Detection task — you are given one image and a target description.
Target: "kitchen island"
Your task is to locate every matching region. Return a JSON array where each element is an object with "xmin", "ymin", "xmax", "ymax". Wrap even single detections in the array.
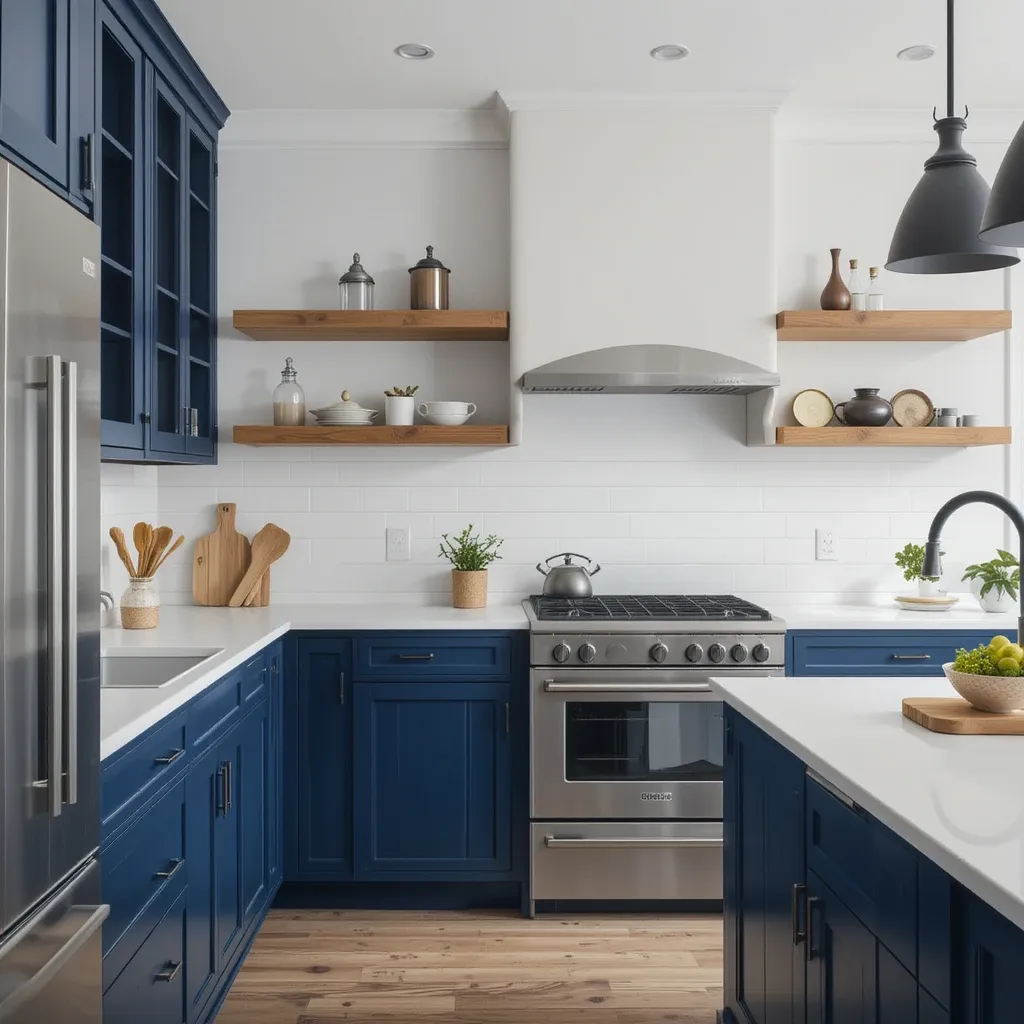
[{"xmin": 712, "ymin": 673, "xmax": 1024, "ymax": 1024}]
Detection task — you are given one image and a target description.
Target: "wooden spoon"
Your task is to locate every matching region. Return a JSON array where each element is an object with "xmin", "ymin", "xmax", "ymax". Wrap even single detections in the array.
[
  {"xmin": 143, "ymin": 526, "xmax": 173, "ymax": 576},
  {"xmin": 242, "ymin": 572, "xmax": 267, "ymax": 607},
  {"xmin": 228, "ymin": 524, "xmax": 290, "ymax": 607},
  {"xmin": 133, "ymin": 522, "xmax": 153, "ymax": 577},
  {"xmin": 150, "ymin": 534, "xmax": 185, "ymax": 576},
  {"xmin": 109, "ymin": 527, "xmax": 137, "ymax": 577}
]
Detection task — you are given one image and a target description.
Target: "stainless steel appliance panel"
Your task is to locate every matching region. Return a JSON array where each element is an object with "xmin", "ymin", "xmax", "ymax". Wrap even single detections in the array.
[
  {"xmin": 0, "ymin": 859, "xmax": 106, "ymax": 1023},
  {"xmin": 530, "ymin": 821, "xmax": 723, "ymax": 901},
  {"xmin": 1, "ymin": 160, "xmax": 101, "ymax": 933}
]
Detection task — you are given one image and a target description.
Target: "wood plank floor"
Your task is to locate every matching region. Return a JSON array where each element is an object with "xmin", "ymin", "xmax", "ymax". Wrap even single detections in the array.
[{"xmin": 216, "ymin": 910, "xmax": 723, "ymax": 1023}]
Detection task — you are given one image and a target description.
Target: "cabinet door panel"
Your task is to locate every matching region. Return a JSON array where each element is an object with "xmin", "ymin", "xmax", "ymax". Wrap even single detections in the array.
[
  {"xmin": 877, "ymin": 942, "xmax": 915, "ymax": 1024},
  {"xmin": 267, "ymin": 644, "xmax": 284, "ymax": 888},
  {"xmin": 216, "ymin": 729, "xmax": 244, "ymax": 966},
  {"xmin": 0, "ymin": 0, "xmax": 69, "ymax": 186},
  {"xmin": 184, "ymin": 744, "xmax": 219, "ymax": 1019},
  {"xmin": 958, "ymin": 890, "xmax": 1024, "ymax": 1024},
  {"xmin": 240, "ymin": 700, "xmax": 270, "ymax": 930},
  {"xmin": 353, "ymin": 681, "xmax": 511, "ymax": 876},
  {"xmin": 289, "ymin": 638, "xmax": 353, "ymax": 879},
  {"xmin": 69, "ymin": 0, "xmax": 95, "ymax": 213}
]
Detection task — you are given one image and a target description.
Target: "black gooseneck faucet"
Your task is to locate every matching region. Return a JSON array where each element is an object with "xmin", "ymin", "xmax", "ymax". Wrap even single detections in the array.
[{"xmin": 922, "ymin": 489, "xmax": 1024, "ymax": 641}]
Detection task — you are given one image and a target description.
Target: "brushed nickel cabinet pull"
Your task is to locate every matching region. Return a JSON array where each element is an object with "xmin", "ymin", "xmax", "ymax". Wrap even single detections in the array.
[
  {"xmin": 155, "ymin": 961, "xmax": 182, "ymax": 983},
  {"xmin": 154, "ymin": 749, "xmax": 185, "ymax": 766},
  {"xmin": 154, "ymin": 858, "xmax": 184, "ymax": 881}
]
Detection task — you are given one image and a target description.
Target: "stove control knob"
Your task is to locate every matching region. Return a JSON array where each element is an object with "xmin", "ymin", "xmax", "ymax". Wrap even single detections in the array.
[
  {"xmin": 731, "ymin": 643, "xmax": 749, "ymax": 663},
  {"xmin": 578, "ymin": 643, "xmax": 597, "ymax": 664},
  {"xmin": 650, "ymin": 642, "xmax": 669, "ymax": 664},
  {"xmin": 552, "ymin": 642, "xmax": 572, "ymax": 664},
  {"xmin": 708, "ymin": 643, "xmax": 726, "ymax": 664},
  {"xmin": 752, "ymin": 643, "xmax": 771, "ymax": 664},
  {"xmin": 685, "ymin": 643, "xmax": 704, "ymax": 663}
]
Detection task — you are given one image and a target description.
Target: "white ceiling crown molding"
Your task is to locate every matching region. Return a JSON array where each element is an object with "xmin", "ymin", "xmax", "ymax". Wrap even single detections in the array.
[
  {"xmin": 220, "ymin": 108, "xmax": 508, "ymax": 150},
  {"xmin": 777, "ymin": 107, "xmax": 1024, "ymax": 145},
  {"xmin": 497, "ymin": 89, "xmax": 784, "ymax": 119}
]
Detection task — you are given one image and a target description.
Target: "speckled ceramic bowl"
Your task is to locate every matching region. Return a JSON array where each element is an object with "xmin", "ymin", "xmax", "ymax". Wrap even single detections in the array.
[{"xmin": 944, "ymin": 662, "xmax": 1024, "ymax": 714}]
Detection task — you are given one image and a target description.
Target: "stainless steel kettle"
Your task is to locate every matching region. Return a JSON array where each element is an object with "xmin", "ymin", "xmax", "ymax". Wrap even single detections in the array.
[{"xmin": 536, "ymin": 552, "xmax": 601, "ymax": 598}]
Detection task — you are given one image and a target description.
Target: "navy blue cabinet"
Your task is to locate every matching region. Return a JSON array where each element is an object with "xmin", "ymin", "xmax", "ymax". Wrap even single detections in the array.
[
  {"xmin": 287, "ymin": 637, "xmax": 353, "ymax": 880},
  {"xmin": 723, "ymin": 706, "xmax": 806, "ymax": 1024},
  {"xmin": 957, "ymin": 889, "xmax": 1024, "ymax": 1024},
  {"xmin": 266, "ymin": 642, "xmax": 284, "ymax": 889},
  {"xmin": 352, "ymin": 681, "xmax": 513, "ymax": 878},
  {"xmin": 239, "ymin": 697, "xmax": 271, "ymax": 931}
]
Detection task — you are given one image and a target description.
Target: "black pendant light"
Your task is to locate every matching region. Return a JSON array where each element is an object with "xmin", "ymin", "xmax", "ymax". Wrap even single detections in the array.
[
  {"xmin": 980, "ymin": 124, "xmax": 1024, "ymax": 244},
  {"xmin": 886, "ymin": 0, "xmax": 1018, "ymax": 274}
]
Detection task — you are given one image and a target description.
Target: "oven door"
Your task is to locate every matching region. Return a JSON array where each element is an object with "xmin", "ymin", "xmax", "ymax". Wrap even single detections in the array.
[{"xmin": 531, "ymin": 668, "xmax": 772, "ymax": 820}]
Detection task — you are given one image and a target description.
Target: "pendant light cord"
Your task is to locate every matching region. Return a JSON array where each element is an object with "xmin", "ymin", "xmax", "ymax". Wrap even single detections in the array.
[{"xmin": 946, "ymin": 0, "xmax": 954, "ymax": 118}]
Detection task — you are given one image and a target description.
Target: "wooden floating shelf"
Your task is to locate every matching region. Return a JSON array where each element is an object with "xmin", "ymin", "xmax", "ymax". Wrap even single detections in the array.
[
  {"xmin": 233, "ymin": 309, "xmax": 509, "ymax": 342},
  {"xmin": 776, "ymin": 310, "xmax": 1011, "ymax": 342},
  {"xmin": 775, "ymin": 426, "xmax": 1012, "ymax": 447},
  {"xmin": 233, "ymin": 424, "xmax": 510, "ymax": 447}
]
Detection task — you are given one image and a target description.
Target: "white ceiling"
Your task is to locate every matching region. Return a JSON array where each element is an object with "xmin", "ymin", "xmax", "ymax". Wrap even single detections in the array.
[{"xmin": 159, "ymin": 0, "xmax": 1024, "ymax": 112}]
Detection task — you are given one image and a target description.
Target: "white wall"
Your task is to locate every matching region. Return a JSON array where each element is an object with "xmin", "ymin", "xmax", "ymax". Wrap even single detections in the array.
[
  {"xmin": 141, "ymin": 114, "xmax": 1022, "ymax": 608},
  {"xmin": 101, "ymin": 464, "xmax": 160, "ymax": 596}
]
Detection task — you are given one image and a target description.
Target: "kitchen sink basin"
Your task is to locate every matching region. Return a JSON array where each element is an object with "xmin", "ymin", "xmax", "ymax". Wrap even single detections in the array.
[{"xmin": 100, "ymin": 648, "xmax": 223, "ymax": 689}]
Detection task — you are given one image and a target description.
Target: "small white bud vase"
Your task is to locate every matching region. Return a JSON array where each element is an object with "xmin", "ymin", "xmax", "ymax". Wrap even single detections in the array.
[
  {"xmin": 385, "ymin": 395, "xmax": 415, "ymax": 426},
  {"xmin": 120, "ymin": 577, "xmax": 159, "ymax": 629}
]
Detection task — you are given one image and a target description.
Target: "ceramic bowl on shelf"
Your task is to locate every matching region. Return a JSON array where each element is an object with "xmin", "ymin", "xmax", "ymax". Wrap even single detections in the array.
[
  {"xmin": 944, "ymin": 662, "xmax": 1024, "ymax": 714},
  {"xmin": 311, "ymin": 391, "xmax": 379, "ymax": 425},
  {"xmin": 417, "ymin": 401, "xmax": 477, "ymax": 426}
]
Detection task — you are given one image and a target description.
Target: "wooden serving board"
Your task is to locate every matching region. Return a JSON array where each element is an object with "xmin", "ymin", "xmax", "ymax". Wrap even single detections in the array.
[
  {"xmin": 192, "ymin": 503, "xmax": 271, "ymax": 607},
  {"xmin": 902, "ymin": 697, "xmax": 1024, "ymax": 735}
]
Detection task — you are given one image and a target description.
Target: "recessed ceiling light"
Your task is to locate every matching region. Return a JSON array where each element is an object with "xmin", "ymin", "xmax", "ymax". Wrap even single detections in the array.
[
  {"xmin": 897, "ymin": 44, "xmax": 936, "ymax": 62},
  {"xmin": 650, "ymin": 43, "xmax": 690, "ymax": 61},
  {"xmin": 395, "ymin": 42, "xmax": 434, "ymax": 60}
]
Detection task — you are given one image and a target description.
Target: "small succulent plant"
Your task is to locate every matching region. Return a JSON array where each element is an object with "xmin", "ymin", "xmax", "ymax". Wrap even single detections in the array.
[{"xmin": 384, "ymin": 385, "xmax": 419, "ymax": 397}]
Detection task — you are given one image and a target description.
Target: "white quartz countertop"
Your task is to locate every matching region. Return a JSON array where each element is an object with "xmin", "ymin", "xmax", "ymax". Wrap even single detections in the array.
[
  {"xmin": 710, "ymin": 674, "xmax": 1024, "ymax": 932},
  {"xmin": 100, "ymin": 603, "xmax": 528, "ymax": 760},
  {"xmin": 771, "ymin": 599, "xmax": 1018, "ymax": 632}
]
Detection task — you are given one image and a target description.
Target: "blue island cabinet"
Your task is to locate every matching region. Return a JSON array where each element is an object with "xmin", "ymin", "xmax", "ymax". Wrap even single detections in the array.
[{"xmin": 352, "ymin": 681, "xmax": 512, "ymax": 878}]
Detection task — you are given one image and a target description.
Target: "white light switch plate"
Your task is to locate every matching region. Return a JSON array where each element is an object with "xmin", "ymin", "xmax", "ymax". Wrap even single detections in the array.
[
  {"xmin": 386, "ymin": 526, "xmax": 411, "ymax": 561},
  {"xmin": 815, "ymin": 528, "xmax": 837, "ymax": 561}
]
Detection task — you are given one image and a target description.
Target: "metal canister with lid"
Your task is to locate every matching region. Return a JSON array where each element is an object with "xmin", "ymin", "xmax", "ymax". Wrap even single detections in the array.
[
  {"xmin": 338, "ymin": 253, "xmax": 375, "ymax": 310},
  {"xmin": 408, "ymin": 245, "xmax": 450, "ymax": 310}
]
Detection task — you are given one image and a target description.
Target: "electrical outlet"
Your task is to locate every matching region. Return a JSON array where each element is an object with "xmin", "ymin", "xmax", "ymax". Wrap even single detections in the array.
[
  {"xmin": 386, "ymin": 526, "xmax": 411, "ymax": 562},
  {"xmin": 815, "ymin": 528, "xmax": 838, "ymax": 561}
]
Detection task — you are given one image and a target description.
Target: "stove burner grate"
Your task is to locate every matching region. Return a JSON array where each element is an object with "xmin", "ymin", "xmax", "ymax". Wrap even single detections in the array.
[{"xmin": 529, "ymin": 594, "xmax": 773, "ymax": 621}]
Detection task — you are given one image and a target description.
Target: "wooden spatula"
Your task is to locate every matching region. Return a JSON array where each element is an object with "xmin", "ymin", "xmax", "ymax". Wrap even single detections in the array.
[
  {"xmin": 150, "ymin": 534, "xmax": 185, "ymax": 576},
  {"xmin": 228, "ymin": 524, "xmax": 290, "ymax": 607},
  {"xmin": 109, "ymin": 527, "xmax": 137, "ymax": 577},
  {"xmin": 133, "ymin": 522, "xmax": 153, "ymax": 577},
  {"xmin": 143, "ymin": 526, "xmax": 173, "ymax": 576}
]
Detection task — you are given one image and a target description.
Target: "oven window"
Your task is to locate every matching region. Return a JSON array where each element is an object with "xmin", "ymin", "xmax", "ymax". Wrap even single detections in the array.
[{"xmin": 564, "ymin": 701, "xmax": 723, "ymax": 782}]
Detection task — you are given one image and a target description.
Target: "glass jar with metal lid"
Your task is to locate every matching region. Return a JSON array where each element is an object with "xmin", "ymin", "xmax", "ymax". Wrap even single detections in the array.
[
  {"xmin": 408, "ymin": 245, "xmax": 450, "ymax": 310},
  {"xmin": 338, "ymin": 253, "xmax": 375, "ymax": 310}
]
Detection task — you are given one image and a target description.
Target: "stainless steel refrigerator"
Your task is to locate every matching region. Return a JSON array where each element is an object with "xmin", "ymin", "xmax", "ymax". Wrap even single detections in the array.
[{"xmin": 0, "ymin": 160, "xmax": 107, "ymax": 1021}]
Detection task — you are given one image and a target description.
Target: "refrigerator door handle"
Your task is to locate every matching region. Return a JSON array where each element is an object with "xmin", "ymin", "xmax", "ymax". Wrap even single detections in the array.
[
  {"xmin": 0, "ymin": 904, "xmax": 108, "ymax": 1019},
  {"xmin": 44, "ymin": 354, "xmax": 64, "ymax": 818},
  {"xmin": 63, "ymin": 360, "xmax": 78, "ymax": 806}
]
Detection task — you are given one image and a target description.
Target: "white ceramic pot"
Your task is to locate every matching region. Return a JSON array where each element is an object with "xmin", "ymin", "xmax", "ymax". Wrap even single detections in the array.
[
  {"xmin": 385, "ymin": 395, "xmax": 415, "ymax": 426},
  {"xmin": 972, "ymin": 579, "xmax": 1015, "ymax": 613},
  {"xmin": 918, "ymin": 578, "xmax": 942, "ymax": 597},
  {"xmin": 417, "ymin": 401, "xmax": 477, "ymax": 426},
  {"xmin": 120, "ymin": 577, "xmax": 159, "ymax": 629}
]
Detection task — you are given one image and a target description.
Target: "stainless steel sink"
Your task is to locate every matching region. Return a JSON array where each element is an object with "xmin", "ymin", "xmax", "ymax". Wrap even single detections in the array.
[{"xmin": 100, "ymin": 648, "xmax": 222, "ymax": 689}]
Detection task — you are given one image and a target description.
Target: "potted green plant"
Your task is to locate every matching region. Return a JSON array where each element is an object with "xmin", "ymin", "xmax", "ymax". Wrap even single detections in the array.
[
  {"xmin": 438, "ymin": 525, "xmax": 504, "ymax": 608},
  {"xmin": 894, "ymin": 542, "xmax": 944, "ymax": 596},
  {"xmin": 962, "ymin": 550, "xmax": 1020, "ymax": 613},
  {"xmin": 383, "ymin": 385, "xmax": 419, "ymax": 426}
]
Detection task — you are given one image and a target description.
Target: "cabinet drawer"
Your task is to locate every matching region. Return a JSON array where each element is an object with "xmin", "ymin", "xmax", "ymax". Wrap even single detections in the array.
[
  {"xmin": 189, "ymin": 669, "xmax": 243, "ymax": 753},
  {"xmin": 805, "ymin": 772, "xmax": 917, "ymax": 974},
  {"xmin": 102, "ymin": 710, "xmax": 188, "ymax": 839},
  {"xmin": 103, "ymin": 886, "xmax": 186, "ymax": 1024},
  {"xmin": 242, "ymin": 652, "xmax": 268, "ymax": 704},
  {"xmin": 103, "ymin": 779, "xmax": 186, "ymax": 983},
  {"xmin": 789, "ymin": 631, "xmax": 1004, "ymax": 677},
  {"xmin": 356, "ymin": 633, "xmax": 512, "ymax": 680}
]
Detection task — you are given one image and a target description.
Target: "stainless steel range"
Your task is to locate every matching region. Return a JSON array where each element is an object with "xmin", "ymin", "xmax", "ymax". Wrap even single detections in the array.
[{"xmin": 525, "ymin": 594, "xmax": 785, "ymax": 913}]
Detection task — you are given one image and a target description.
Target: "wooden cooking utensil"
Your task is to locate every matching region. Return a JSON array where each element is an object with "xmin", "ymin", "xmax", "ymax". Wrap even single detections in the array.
[
  {"xmin": 151, "ymin": 534, "xmax": 186, "ymax": 575},
  {"xmin": 141, "ymin": 525, "xmax": 172, "ymax": 577},
  {"xmin": 133, "ymin": 522, "xmax": 153, "ymax": 577},
  {"xmin": 109, "ymin": 527, "xmax": 137, "ymax": 577},
  {"xmin": 228, "ymin": 524, "xmax": 291, "ymax": 607},
  {"xmin": 193, "ymin": 503, "xmax": 252, "ymax": 607}
]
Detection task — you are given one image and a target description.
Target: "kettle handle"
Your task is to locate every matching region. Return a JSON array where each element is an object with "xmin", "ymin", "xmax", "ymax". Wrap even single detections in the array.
[{"xmin": 538, "ymin": 552, "xmax": 601, "ymax": 574}]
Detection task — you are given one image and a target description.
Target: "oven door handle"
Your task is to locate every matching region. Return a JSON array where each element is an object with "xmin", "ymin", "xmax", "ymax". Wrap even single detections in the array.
[
  {"xmin": 542, "ymin": 681, "xmax": 711, "ymax": 693},
  {"xmin": 544, "ymin": 835, "xmax": 723, "ymax": 849}
]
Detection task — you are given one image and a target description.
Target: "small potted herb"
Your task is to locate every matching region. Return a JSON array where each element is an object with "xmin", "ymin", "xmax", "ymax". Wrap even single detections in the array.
[
  {"xmin": 438, "ymin": 525, "xmax": 504, "ymax": 608},
  {"xmin": 384, "ymin": 385, "xmax": 419, "ymax": 426},
  {"xmin": 962, "ymin": 550, "xmax": 1020, "ymax": 613},
  {"xmin": 894, "ymin": 542, "xmax": 944, "ymax": 596}
]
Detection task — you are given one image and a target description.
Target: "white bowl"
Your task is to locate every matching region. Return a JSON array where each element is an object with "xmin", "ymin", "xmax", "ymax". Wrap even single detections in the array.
[
  {"xmin": 422, "ymin": 413, "xmax": 472, "ymax": 426},
  {"xmin": 418, "ymin": 401, "xmax": 476, "ymax": 426},
  {"xmin": 944, "ymin": 662, "xmax": 1024, "ymax": 713}
]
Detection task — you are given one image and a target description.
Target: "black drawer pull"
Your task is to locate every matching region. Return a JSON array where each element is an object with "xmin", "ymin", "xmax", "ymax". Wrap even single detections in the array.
[
  {"xmin": 154, "ymin": 961, "xmax": 182, "ymax": 983},
  {"xmin": 397, "ymin": 653, "xmax": 435, "ymax": 661},
  {"xmin": 891, "ymin": 653, "xmax": 931, "ymax": 661},
  {"xmin": 806, "ymin": 896, "xmax": 822, "ymax": 961},
  {"xmin": 154, "ymin": 858, "xmax": 183, "ymax": 881},
  {"xmin": 153, "ymin": 749, "xmax": 185, "ymax": 766},
  {"xmin": 792, "ymin": 883, "xmax": 806, "ymax": 945}
]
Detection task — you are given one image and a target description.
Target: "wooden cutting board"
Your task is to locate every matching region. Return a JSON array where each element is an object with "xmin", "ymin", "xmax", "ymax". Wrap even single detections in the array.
[
  {"xmin": 902, "ymin": 697, "xmax": 1024, "ymax": 735},
  {"xmin": 192, "ymin": 503, "xmax": 271, "ymax": 607}
]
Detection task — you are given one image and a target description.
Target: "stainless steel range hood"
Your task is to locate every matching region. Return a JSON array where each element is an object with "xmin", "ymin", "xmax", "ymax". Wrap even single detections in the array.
[{"xmin": 519, "ymin": 344, "xmax": 780, "ymax": 395}]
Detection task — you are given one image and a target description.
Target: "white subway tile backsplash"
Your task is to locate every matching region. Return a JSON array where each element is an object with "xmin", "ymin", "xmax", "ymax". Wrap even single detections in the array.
[
  {"xmin": 762, "ymin": 487, "xmax": 912, "ymax": 513},
  {"xmin": 217, "ymin": 486, "xmax": 311, "ymax": 513},
  {"xmin": 409, "ymin": 487, "xmax": 460, "ymax": 512},
  {"xmin": 309, "ymin": 488, "xmax": 363, "ymax": 512},
  {"xmin": 610, "ymin": 488, "xmax": 761, "ymax": 513},
  {"xmin": 289, "ymin": 463, "xmax": 342, "ymax": 487},
  {"xmin": 362, "ymin": 488, "xmax": 411, "ymax": 512},
  {"xmin": 630, "ymin": 513, "xmax": 786, "ymax": 539},
  {"xmin": 460, "ymin": 487, "xmax": 610, "ymax": 513},
  {"xmin": 656, "ymin": 538, "xmax": 764, "ymax": 564}
]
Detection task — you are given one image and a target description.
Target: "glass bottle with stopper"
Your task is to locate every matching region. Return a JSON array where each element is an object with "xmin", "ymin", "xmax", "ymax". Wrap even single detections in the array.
[
  {"xmin": 849, "ymin": 259, "xmax": 866, "ymax": 311},
  {"xmin": 338, "ymin": 253, "xmax": 375, "ymax": 310},
  {"xmin": 867, "ymin": 267, "xmax": 884, "ymax": 310},
  {"xmin": 273, "ymin": 357, "xmax": 306, "ymax": 426}
]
